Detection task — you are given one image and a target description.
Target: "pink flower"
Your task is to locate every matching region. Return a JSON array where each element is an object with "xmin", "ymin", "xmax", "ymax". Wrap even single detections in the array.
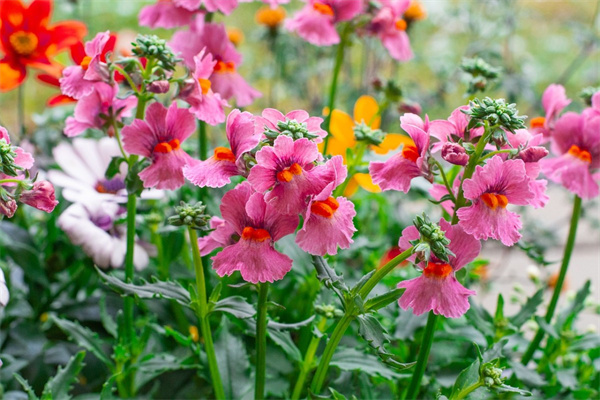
[
  {"xmin": 244, "ymin": 0, "xmax": 290, "ymax": 7},
  {"xmin": 180, "ymin": 48, "xmax": 229, "ymax": 125},
  {"xmin": 531, "ymin": 84, "xmax": 571, "ymax": 138},
  {"xmin": 248, "ymin": 135, "xmax": 332, "ymax": 215},
  {"xmin": 441, "ymin": 142, "xmax": 468, "ymax": 166},
  {"xmin": 295, "ymin": 156, "xmax": 356, "ymax": 255},
  {"xmin": 60, "ymin": 31, "xmax": 112, "ymax": 100},
  {"xmin": 258, "ymin": 108, "xmax": 327, "ymax": 143},
  {"xmin": 540, "ymin": 109, "xmax": 600, "ymax": 199},
  {"xmin": 64, "ymin": 83, "xmax": 137, "ymax": 137},
  {"xmin": 457, "ymin": 156, "xmax": 534, "ymax": 246},
  {"xmin": 212, "ymin": 182, "xmax": 298, "ymax": 283},
  {"xmin": 397, "ymin": 219, "xmax": 480, "ymax": 318},
  {"xmin": 429, "ymin": 106, "xmax": 483, "ymax": 153},
  {"xmin": 0, "ymin": 126, "xmax": 34, "ymax": 174},
  {"xmin": 170, "ymin": 21, "xmax": 261, "ymax": 107},
  {"xmin": 367, "ymin": 0, "xmax": 413, "ymax": 61},
  {"xmin": 198, "ymin": 216, "xmax": 236, "ymax": 256},
  {"xmin": 173, "ymin": 0, "xmax": 239, "ymax": 14},
  {"xmin": 122, "ymin": 102, "xmax": 195, "ymax": 190},
  {"xmin": 285, "ymin": 0, "xmax": 364, "ymax": 46},
  {"xmin": 184, "ymin": 109, "xmax": 261, "ymax": 188},
  {"xmin": 369, "ymin": 113, "xmax": 431, "ymax": 192},
  {"xmin": 19, "ymin": 180, "xmax": 58, "ymax": 213},
  {"xmin": 139, "ymin": 0, "xmax": 197, "ymax": 29}
]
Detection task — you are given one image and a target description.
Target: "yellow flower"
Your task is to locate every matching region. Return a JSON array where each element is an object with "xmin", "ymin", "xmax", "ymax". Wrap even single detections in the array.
[
  {"xmin": 227, "ymin": 27, "xmax": 244, "ymax": 47},
  {"xmin": 255, "ymin": 6, "xmax": 286, "ymax": 28}
]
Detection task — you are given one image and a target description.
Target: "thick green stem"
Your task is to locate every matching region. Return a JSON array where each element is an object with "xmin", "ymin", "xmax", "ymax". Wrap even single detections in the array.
[
  {"xmin": 123, "ymin": 194, "xmax": 137, "ymax": 350},
  {"xmin": 188, "ymin": 227, "xmax": 225, "ymax": 399},
  {"xmin": 521, "ymin": 195, "xmax": 582, "ymax": 364},
  {"xmin": 199, "ymin": 121, "xmax": 208, "ymax": 160},
  {"xmin": 322, "ymin": 24, "xmax": 351, "ymax": 155},
  {"xmin": 404, "ymin": 312, "xmax": 438, "ymax": 400},
  {"xmin": 291, "ymin": 317, "xmax": 328, "ymax": 400},
  {"xmin": 358, "ymin": 246, "xmax": 414, "ymax": 299},
  {"xmin": 255, "ymin": 282, "xmax": 269, "ymax": 400}
]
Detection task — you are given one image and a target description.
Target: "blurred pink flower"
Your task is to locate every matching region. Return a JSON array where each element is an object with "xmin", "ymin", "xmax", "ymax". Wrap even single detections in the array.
[
  {"xmin": 429, "ymin": 106, "xmax": 483, "ymax": 153},
  {"xmin": 19, "ymin": 180, "xmax": 58, "ymax": 213},
  {"xmin": 368, "ymin": 0, "xmax": 413, "ymax": 61},
  {"xmin": 530, "ymin": 84, "xmax": 571, "ymax": 138},
  {"xmin": 139, "ymin": 0, "xmax": 197, "ymax": 29}
]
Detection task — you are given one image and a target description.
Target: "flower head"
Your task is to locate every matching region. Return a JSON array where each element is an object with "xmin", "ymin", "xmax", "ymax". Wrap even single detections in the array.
[
  {"xmin": 530, "ymin": 84, "xmax": 571, "ymax": 138},
  {"xmin": 139, "ymin": 0, "xmax": 197, "ymax": 29},
  {"xmin": 367, "ymin": 0, "xmax": 414, "ymax": 61},
  {"xmin": 429, "ymin": 105, "xmax": 484, "ymax": 153},
  {"xmin": 19, "ymin": 180, "xmax": 58, "ymax": 213},
  {"xmin": 197, "ymin": 216, "xmax": 237, "ymax": 256}
]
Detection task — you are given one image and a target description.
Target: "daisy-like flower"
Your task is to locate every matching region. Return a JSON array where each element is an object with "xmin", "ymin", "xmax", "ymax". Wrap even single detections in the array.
[
  {"xmin": 397, "ymin": 219, "xmax": 481, "ymax": 318},
  {"xmin": 64, "ymin": 82, "xmax": 137, "ymax": 137},
  {"xmin": 170, "ymin": 21, "xmax": 261, "ymax": 107},
  {"xmin": 285, "ymin": 0, "xmax": 363, "ymax": 46},
  {"xmin": 59, "ymin": 31, "xmax": 113, "ymax": 100},
  {"xmin": 429, "ymin": 105, "xmax": 484, "ymax": 153},
  {"xmin": 456, "ymin": 156, "xmax": 535, "ymax": 246},
  {"xmin": 530, "ymin": 84, "xmax": 571, "ymax": 138},
  {"xmin": 247, "ymin": 135, "xmax": 332, "ymax": 215},
  {"xmin": 295, "ymin": 156, "xmax": 357, "ymax": 256},
  {"xmin": 0, "ymin": 0, "xmax": 86, "ymax": 91},
  {"xmin": 122, "ymin": 102, "xmax": 196, "ymax": 190},
  {"xmin": 180, "ymin": 48, "xmax": 229, "ymax": 125},
  {"xmin": 198, "ymin": 216, "xmax": 236, "ymax": 256},
  {"xmin": 367, "ymin": 0, "xmax": 413, "ymax": 61},
  {"xmin": 369, "ymin": 113, "xmax": 432, "ymax": 193},
  {"xmin": 260, "ymin": 108, "xmax": 327, "ymax": 143},
  {"xmin": 0, "ymin": 268, "xmax": 8, "ymax": 308},
  {"xmin": 212, "ymin": 182, "xmax": 298, "ymax": 283},
  {"xmin": 58, "ymin": 199, "xmax": 149, "ymax": 270},
  {"xmin": 184, "ymin": 109, "xmax": 261, "ymax": 188},
  {"xmin": 540, "ymin": 100, "xmax": 600, "ymax": 199}
]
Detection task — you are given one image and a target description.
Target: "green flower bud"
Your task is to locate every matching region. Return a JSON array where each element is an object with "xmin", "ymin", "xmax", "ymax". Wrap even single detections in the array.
[
  {"xmin": 168, "ymin": 201, "xmax": 210, "ymax": 230},
  {"xmin": 461, "ymin": 57, "xmax": 501, "ymax": 95},
  {"xmin": 463, "ymin": 97, "xmax": 527, "ymax": 134},
  {"xmin": 353, "ymin": 122, "xmax": 385, "ymax": 146},
  {"xmin": 132, "ymin": 34, "xmax": 179, "ymax": 72},
  {"xmin": 0, "ymin": 139, "xmax": 21, "ymax": 177},
  {"xmin": 580, "ymin": 86, "xmax": 599, "ymax": 106}
]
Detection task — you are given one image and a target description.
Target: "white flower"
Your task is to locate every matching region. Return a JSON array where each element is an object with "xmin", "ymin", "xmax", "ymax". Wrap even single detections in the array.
[{"xmin": 0, "ymin": 268, "xmax": 9, "ymax": 308}]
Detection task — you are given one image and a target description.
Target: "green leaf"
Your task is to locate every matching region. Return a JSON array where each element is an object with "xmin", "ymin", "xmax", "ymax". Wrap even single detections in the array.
[
  {"xmin": 97, "ymin": 268, "xmax": 191, "ymax": 307},
  {"xmin": 509, "ymin": 289, "xmax": 544, "ymax": 327},
  {"xmin": 507, "ymin": 360, "xmax": 546, "ymax": 387},
  {"xmin": 330, "ymin": 347, "xmax": 402, "ymax": 381},
  {"xmin": 364, "ymin": 288, "xmax": 404, "ymax": 312},
  {"xmin": 14, "ymin": 373, "xmax": 39, "ymax": 400},
  {"xmin": 494, "ymin": 294, "xmax": 505, "ymax": 321},
  {"xmin": 534, "ymin": 316, "xmax": 558, "ymax": 339},
  {"xmin": 41, "ymin": 351, "xmax": 86, "ymax": 400},
  {"xmin": 569, "ymin": 333, "xmax": 600, "ymax": 351},
  {"xmin": 134, "ymin": 353, "xmax": 200, "ymax": 391},
  {"xmin": 466, "ymin": 298, "xmax": 494, "ymax": 340},
  {"xmin": 556, "ymin": 368, "xmax": 578, "ymax": 390},
  {"xmin": 268, "ymin": 329, "xmax": 302, "ymax": 363},
  {"xmin": 449, "ymin": 350, "xmax": 482, "ymax": 400},
  {"xmin": 329, "ymin": 387, "xmax": 348, "ymax": 400},
  {"xmin": 50, "ymin": 315, "xmax": 113, "ymax": 367},
  {"xmin": 556, "ymin": 280, "xmax": 590, "ymax": 329},
  {"xmin": 268, "ymin": 315, "xmax": 315, "ymax": 330},
  {"xmin": 125, "ymin": 159, "xmax": 147, "ymax": 195},
  {"xmin": 311, "ymin": 256, "xmax": 348, "ymax": 304},
  {"xmin": 105, "ymin": 156, "xmax": 126, "ymax": 179},
  {"xmin": 215, "ymin": 319, "xmax": 252, "ymax": 399},
  {"xmin": 350, "ymin": 270, "xmax": 375, "ymax": 296},
  {"xmin": 357, "ymin": 314, "xmax": 387, "ymax": 351},
  {"xmin": 212, "ymin": 296, "xmax": 255, "ymax": 319},
  {"xmin": 99, "ymin": 295, "xmax": 118, "ymax": 338},
  {"xmin": 496, "ymin": 383, "xmax": 532, "ymax": 396},
  {"xmin": 209, "ymin": 282, "xmax": 223, "ymax": 304}
]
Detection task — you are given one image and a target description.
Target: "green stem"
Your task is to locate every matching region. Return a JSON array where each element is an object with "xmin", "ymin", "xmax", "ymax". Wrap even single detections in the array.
[
  {"xmin": 188, "ymin": 227, "xmax": 226, "ymax": 399},
  {"xmin": 521, "ymin": 195, "xmax": 582, "ymax": 365},
  {"xmin": 123, "ymin": 193, "xmax": 137, "ymax": 342},
  {"xmin": 291, "ymin": 317, "xmax": 328, "ymax": 400},
  {"xmin": 432, "ymin": 160, "xmax": 456, "ymax": 203},
  {"xmin": 0, "ymin": 179, "xmax": 23, "ymax": 185},
  {"xmin": 450, "ymin": 381, "xmax": 484, "ymax": 400},
  {"xmin": 358, "ymin": 246, "xmax": 414, "ymax": 299},
  {"xmin": 404, "ymin": 312, "xmax": 438, "ymax": 400},
  {"xmin": 255, "ymin": 282, "xmax": 269, "ymax": 400},
  {"xmin": 112, "ymin": 65, "xmax": 141, "ymax": 95},
  {"xmin": 197, "ymin": 122, "xmax": 208, "ymax": 200},
  {"xmin": 322, "ymin": 24, "xmax": 351, "ymax": 155},
  {"xmin": 478, "ymin": 148, "xmax": 516, "ymax": 162}
]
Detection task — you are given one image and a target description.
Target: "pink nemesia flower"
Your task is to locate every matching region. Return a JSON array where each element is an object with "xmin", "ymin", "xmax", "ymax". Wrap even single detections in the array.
[
  {"xmin": 212, "ymin": 182, "xmax": 299, "ymax": 283},
  {"xmin": 296, "ymin": 156, "xmax": 356, "ymax": 255},
  {"xmin": 397, "ymin": 219, "xmax": 480, "ymax": 318},
  {"xmin": 139, "ymin": 0, "xmax": 197, "ymax": 29},
  {"xmin": 240, "ymin": 0, "xmax": 289, "ymax": 7},
  {"xmin": 429, "ymin": 106, "xmax": 484, "ymax": 153},
  {"xmin": 248, "ymin": 135, "xmax": 332, "ymax": 215},
  {"xmin": 19, "ymin": 180, "xmax": 58, "ymax": 213},
  {"xmin": 367, "ymin": 0, "xmax": 413, "ymax": 61},
  {"xmin": 285, "ymin": 0, "xmax": 364, "ymax": 46},
  {"xmin": 184, "ymin": 109, "xmax": 261, "ymax": 188},
  {"xmin": 441, "ymin": 142, "xmax": 468, "ymax": 166},
  {"xmin": 457, "ymin": 156, "xmax": 534, "ymax": 246},
  {"xmin": 258, "ymin": 108, "xmax": 327, "ymax": 143},
  {"xmin": 169, "ymin": 21, "xmax": 261, "ymax": 107},
  {"xmin": 122, "ymin": 102, "xmax": 195, "ymax": 190},
  {"xmin": 369, "ymin": 113, "xmax": 431, "ymax": 192},
  {"xmin": 1, "ymin": 126, "xmax": 35, "ymax": 217},
  {"xmin": 198, "ymin": 216, "xmax": 236, "ymax": 256},
  {"xmin": 0, "ymin": 126, "xmax": 34, "ymax": 174},
  {"xmin": 60, "ymin": 31, "xmax": 112, "ymax": 100},
  {"xmin": 540, "ymin": 107, "xmax": 600, "ymax": 199},
  {"xmin": 64, "ymin": 83, "xmax": 137, "ymax": 137},
  {"xmin": 531, "ymin": 84, "xmax": 571, "ymax": 138},
  {"xmin": 180, "ymin": 48, "xmax": 229, "ymax": 125}
]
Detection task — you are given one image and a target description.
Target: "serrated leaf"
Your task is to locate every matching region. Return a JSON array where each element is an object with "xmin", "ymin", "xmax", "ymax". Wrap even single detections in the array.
[
  {"xmin": 99, "ymin": 296, "xmax": 117, "ymax": 338},
  {"xmin": 268, "ymin": 329, "xmax": 302, "ymax": 363},
  {"xmin": 311, "ymin": 256, "xmax": 348, "ymax": 304},
  {"xmin": 41, "ymin": 351, "xmax": 86, "ymax": 400},
  {"xmin": 212, "ymin": 296, "xmax": 255, "ymax": 319},
  {"xmin": 125, "ymin": 160, "xmax": 146, "ymax": 195},
  {"xmin": 509, "ymin": 289, "xmax": 544, "ymax": 327},
  {"xmin": 466, "ymin": 298, "xmax": 494, "ymax": 340},
  {"xmin": 364, "ymin": 288, "xmax": 403, "ymax": 312},
  {"xmin": 97, "ymin": 268, "xmax": 191, "ymax": 307},
  {"xmin": 269, "ymin": 315, "xmax": 315, "ymax": 330},
  {"xmin": 357, "ymin": 314, "xmax": 387, "ymax": 351},
  {"xmin": 556, "ymin": 280, "xmax": 590, "ymax": 329},
  {"xmin": 215, "ymin": 319, "xmax": 252, "ymax": 400},
  {"xmin": 14, "ymin": 373, "xmax": 39, "ymax": 400},
  {"xmin": 350, "ymin": 270, "xmax": 375, "ymax": 296},
  {"xmin": 135, "ymin": 353, "xmax": 200, "ymax": 391},
  {"xmin": 330, "ymin": 347, "xmax": 401, "ymax": 381},
  {"xmin": 51, "ymin": 316, "xmax": 113, "ymax": 367}
]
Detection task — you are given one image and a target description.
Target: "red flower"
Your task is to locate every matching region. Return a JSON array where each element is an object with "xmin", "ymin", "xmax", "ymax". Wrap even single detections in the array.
[{"xmin": 0, "ymin": 0, "xmax": 86, "ymax": 91}]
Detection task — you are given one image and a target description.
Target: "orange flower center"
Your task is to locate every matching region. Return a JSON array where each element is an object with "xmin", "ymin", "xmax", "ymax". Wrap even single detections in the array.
[
  {"xmin": 311, "ymin": 196, "xmax": 340, "ymax": 218},
  {"xmin": 256, "ymin": 6, "xmax": 286, "ymax": 28},
  {"xmin": 9, "ymin": 31, "xmax": 38, "ymax": 56},
  {"xmin": 241, "ymin": 226, "xmax": 271, "ymax": 242},
  {"xmin": 153, "ymin": 139, "xmax": 180, "ymax": 153},
  {"xmin": 213, "ymin": 146, "xmax": 236, "ymax": 162},
  {"xmin": 276, "ymin": 163, "xmax": 303, "ymax": 183},
  {"xmin": 214, "ymin": 60, "xmax": 236, "ymax": 74},
  {"xmin": 423, "ymin": 262, "xmax": 452, "ymax": 279},
  {"xmin": 402, "ymin": 144, "xmax": 420, "ymax": 163},
  {"xmin": 198, "ymin": 78, "xmax": 211, "ymax": 95},
  {"xmin": 395, "ymin": 19, "xmax": 407, "ymax": 31},
  {"xmin": 227, "ymin": 27, "xmax": 244, "ymax": 46},
  {"xmin": 530, "ymin": 116, "xmax": 546, "ymax": 129},
  {"xmin": 567, "ymin": 144, "xmax": 592, "ymax": 163},
  {"xmin": 80, "ymin": 56, "xmax": 92, "ymax": 70},
  {"xmin": 94, "ymin": 182, "xmax": 116, "ymax": 194},
  {"xmin": 480, "ymin": 193, "xmax": 508, "ymax": 210},
  {"xmin": 313, "ymin": 2, "xmax": 334, "ymax": 16}
]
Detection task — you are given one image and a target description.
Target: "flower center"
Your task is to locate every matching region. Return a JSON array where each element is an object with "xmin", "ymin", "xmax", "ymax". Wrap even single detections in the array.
[
  {"xmin": 423, "ymin": 262, "xmax": 452, "ymax": 279},
  {"xmin": 480, "ymin": 193, "xmax": 508, "ymax": 210},
  {"xmin": 530, "ymin": 116, "xmax": 546, "ymax": 129},
  {"xmin": 153, "ymin": 139, "xmax": 181, "ymax": 153},
  {"xmin": 9, "ymin": 31, "xmax": 38, "ymax": 56},
  {"xmin": 311, "ymin": 196, "xmax": 339, "ymax": 218},
  {"xmin": 241, "ymin": 226, "xmax": 271, "ymax": 242},
  {"xmin": 214, "ymin": 60, "xmax": 236, "ymax": 73},
  {"xmin": 213, "ymin": 146, "xmax": 236, "ymax": 162},
  {"xmin": 567, "ymin": 144, "xmax": 592, "ymax": 163},
  {"xmin": 313, "ymin": 2, "xmax": 334, "ymax": 16},
  {"xmin": 80, "ymin": 56, "xmax": 92, "ymax": 70},
  {"xmin": 256, "ymin": 6, "xmax": 286, "ymax": 28},
  {"xmin": 395, "ymin": 19, "xmax": 407, "ymax": 31},
  {"xmin": 276, "ymin": 162, "xmax": 303, "ymax": 183},
  {"xmin": 198, "ymin": 78, "xmax": 211, "ymax": 95},
  {"xmin": 402, "ymin": 144, "xmax": 420, "ymax": 163},
  {"xmin": 94, "ymin": 177, "xmax": 125, "ymax": 194}
]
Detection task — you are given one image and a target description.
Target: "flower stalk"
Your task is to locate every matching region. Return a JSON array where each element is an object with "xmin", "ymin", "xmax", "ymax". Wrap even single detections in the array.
[
  {"xmin": 403, "ymin": 312, "xmax": 438, "ymax": 399},
  {"xmin": 255, "ymin": 282, "xmax": 270, "ymax": 400},
  {"xmin": 291, "ymin": 317, "xmax": 328, "ymax": 400}
]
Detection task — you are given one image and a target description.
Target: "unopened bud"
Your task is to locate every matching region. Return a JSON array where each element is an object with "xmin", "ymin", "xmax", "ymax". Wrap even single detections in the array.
[
  {"xmin": 168, "ymin": 201, "xmax": 210, "ymax": 230},
  {"xmin": 147, "ymin": 80, "xmax": 170, "ymax": 94},
  {"xmin": 441, "ymin": 142, "xmax": 469, "ymax": 166},
  {"xmin": 519, "ymin": 146, "xmax": 548, "ymax": 163}
]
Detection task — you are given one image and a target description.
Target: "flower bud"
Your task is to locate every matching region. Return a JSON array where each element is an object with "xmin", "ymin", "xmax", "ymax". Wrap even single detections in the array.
[
  {"xmin": 441, "ymin": 142, "xmax": 469, "ymax": 166},
  {"xmin": 147, "ymin": 80, "xmax": 170, "ymax": 94},
  {"xmin": 168, "ymin": 201, "xmax": 210, "ymax": 230},
  {"xmin": 19, "ymin": 180, "xmax": 58, "ymax": 213},
  {"xmin": 519, "ymin": 146, "xmax": 548, "ymax": 163},
  {"xmin": 0, "ymin": 189, "xmax": 17, "ymax": 218}
]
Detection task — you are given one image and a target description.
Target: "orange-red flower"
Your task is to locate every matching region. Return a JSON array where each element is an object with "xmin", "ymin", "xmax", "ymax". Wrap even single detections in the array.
[{"xmin": 0, "ymin": 0, "xmax": 86, "ymax": 91}]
